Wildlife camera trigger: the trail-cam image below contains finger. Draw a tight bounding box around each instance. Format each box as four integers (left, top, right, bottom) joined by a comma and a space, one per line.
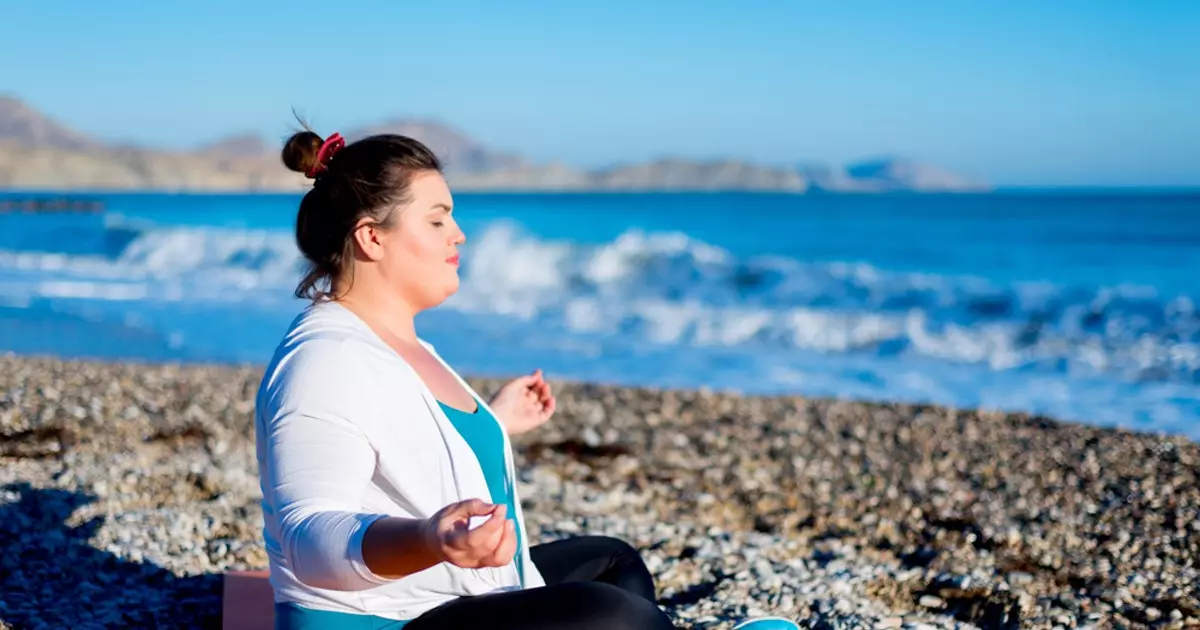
464, 504, 506, 539
476, 516, 506, 549
457, 499, 499, 517
436, 499, 475, 530
443, 500, 496, 532
522, 370, 544, 391
467, 511, 507, 557
487, 517, 512, 552
513, 372, 539, 387
542, 395, 557, 419
524, 380, 546, 405
486, 521, 518, 566
500, 520, 518, 560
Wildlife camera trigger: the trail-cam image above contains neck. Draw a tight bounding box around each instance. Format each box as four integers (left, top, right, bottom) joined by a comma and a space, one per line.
333, 275, 419, 344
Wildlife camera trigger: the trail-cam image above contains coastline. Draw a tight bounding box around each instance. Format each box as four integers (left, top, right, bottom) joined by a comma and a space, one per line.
6, 187, 1200, 197
1, 354, 1197, 629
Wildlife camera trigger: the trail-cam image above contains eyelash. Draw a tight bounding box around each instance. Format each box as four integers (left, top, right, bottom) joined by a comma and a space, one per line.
432, 221, 445, 227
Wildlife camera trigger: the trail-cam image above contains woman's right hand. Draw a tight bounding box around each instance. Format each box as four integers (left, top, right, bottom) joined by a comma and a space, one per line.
422, 499, 518, 569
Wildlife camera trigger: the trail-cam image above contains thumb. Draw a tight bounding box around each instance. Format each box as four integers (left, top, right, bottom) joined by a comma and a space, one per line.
451, 498, 497, 518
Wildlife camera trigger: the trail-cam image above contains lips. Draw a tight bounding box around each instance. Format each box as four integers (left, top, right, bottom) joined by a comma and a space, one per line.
446, 254, 460, 266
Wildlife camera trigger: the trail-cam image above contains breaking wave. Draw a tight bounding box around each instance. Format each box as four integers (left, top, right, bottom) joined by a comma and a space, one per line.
2, 218, 1197, 389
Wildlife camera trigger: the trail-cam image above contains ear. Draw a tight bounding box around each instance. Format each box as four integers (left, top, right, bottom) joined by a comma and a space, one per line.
351, 219, 387, 261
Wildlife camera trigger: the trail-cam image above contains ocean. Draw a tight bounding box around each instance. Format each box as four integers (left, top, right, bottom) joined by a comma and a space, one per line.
1, 191, 1198, 440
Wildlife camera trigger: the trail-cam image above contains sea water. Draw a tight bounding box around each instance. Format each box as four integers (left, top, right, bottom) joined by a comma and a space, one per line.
1, 191, 1197, 439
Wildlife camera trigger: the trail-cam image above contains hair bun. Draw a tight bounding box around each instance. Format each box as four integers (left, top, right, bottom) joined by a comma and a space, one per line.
281, 130, 325, 177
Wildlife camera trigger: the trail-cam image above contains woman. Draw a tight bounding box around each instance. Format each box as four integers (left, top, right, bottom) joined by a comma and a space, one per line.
255, 127, 799, 630
254, 128, 678, 629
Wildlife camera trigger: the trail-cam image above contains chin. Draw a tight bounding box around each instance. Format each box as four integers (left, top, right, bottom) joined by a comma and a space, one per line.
428, 282, 460, 308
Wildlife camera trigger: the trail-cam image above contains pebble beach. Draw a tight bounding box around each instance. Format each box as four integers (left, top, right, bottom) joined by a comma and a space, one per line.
1, 354, 1198, 629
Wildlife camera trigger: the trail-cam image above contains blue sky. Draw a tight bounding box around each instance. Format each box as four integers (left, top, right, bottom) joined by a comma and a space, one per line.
2, 1, 1197, 186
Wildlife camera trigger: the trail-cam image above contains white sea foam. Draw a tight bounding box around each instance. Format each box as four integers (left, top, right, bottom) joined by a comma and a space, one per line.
1, 219, 1197, 439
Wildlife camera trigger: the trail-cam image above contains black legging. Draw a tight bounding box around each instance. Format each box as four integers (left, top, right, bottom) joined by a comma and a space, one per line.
406, 535, 677, 629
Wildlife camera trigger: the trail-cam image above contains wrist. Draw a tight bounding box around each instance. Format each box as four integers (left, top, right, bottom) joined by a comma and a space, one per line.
418, 516, 446, 564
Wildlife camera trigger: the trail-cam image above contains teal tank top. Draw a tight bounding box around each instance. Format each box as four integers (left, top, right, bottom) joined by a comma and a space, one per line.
438, 399, 525, 584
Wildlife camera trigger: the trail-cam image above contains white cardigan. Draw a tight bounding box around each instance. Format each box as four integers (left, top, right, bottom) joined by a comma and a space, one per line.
254, 300, 546, 621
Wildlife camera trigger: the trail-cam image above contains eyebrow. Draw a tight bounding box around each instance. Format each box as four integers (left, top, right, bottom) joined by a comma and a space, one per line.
431, 203, 452, 214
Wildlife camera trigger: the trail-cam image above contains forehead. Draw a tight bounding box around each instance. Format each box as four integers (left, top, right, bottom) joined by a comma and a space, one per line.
406, 171, 453, 209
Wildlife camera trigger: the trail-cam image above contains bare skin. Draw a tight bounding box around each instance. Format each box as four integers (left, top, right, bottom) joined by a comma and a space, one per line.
331, 170, 556, 580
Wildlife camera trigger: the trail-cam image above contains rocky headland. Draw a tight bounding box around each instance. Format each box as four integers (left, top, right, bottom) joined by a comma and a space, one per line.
0, 95, 989, 194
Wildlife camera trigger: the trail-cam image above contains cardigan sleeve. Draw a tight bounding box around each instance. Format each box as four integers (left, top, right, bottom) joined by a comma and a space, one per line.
257, 338, 402, 591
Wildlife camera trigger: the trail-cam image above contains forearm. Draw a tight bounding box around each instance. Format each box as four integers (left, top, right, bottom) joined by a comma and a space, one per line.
360, 515, 444, 579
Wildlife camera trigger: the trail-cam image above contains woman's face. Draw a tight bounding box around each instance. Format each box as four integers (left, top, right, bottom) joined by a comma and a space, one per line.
364, 170, 466, 311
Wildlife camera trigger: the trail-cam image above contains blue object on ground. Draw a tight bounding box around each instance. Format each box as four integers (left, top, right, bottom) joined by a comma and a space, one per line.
274, 603, 409, 628
732, 617, 801, 630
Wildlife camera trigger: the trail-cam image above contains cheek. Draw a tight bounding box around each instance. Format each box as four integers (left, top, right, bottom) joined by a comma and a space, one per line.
390, 229, 449, 274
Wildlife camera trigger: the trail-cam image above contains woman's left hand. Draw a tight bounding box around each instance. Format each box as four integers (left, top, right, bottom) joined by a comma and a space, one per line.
489, 369, 556, 435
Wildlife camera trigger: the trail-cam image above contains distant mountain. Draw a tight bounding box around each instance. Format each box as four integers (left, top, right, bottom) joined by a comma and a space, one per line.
190, 120, 530, 175
347, 119, 528, 174
0, 97, 302, 191
0, 95, 97, 151
840, 157, 990, 192
589, 158, 808, 192
801, 157, 990, 193
196, 133, 271, 158
0, 95, 988, 193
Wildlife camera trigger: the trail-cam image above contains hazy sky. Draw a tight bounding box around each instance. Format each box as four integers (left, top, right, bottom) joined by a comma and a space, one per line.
3, 1, 1198, 186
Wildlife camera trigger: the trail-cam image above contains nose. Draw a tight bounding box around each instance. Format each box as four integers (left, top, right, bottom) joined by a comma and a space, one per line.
451, 226, 466, 245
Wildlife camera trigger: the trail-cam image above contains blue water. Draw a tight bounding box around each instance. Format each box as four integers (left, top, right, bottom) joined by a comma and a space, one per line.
1, 191, 1198, 439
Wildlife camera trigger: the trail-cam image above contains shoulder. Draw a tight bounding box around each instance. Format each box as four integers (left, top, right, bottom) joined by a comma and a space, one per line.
257, 303, 422, 418
267, 302, 379, 380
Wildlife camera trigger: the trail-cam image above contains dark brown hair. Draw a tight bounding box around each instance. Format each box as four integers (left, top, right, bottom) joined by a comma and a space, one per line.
281, 127, 442, 300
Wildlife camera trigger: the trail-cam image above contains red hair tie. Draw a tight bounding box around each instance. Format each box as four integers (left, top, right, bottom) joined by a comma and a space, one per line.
306, 132, 346, 178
